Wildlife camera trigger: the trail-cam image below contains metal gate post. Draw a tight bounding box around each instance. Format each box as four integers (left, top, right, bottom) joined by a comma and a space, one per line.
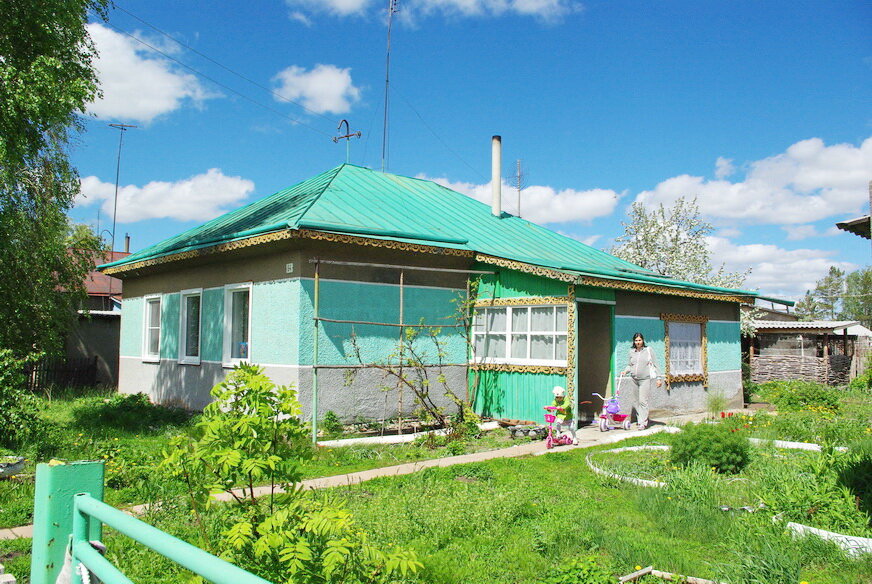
30, 461, 104, 584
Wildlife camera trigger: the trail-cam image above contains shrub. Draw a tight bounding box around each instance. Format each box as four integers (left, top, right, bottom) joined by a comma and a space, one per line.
757, 380, 840, 413
0, 350, 59, 454
670, 422, 750, 474
320, 410, 344, 436
538, 556, 614, 584
838, 437, 872, 522
73, 392, 191, 433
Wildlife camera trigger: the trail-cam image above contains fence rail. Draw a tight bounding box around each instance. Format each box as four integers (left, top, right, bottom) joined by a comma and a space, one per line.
71, 493, 272, 584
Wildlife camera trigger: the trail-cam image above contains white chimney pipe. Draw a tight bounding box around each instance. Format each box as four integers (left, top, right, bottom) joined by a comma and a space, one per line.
491, 135, 501, 217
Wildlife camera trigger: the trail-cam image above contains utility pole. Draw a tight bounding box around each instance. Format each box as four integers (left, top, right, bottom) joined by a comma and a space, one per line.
381, 0, 399, 172
515, 159, 527, 218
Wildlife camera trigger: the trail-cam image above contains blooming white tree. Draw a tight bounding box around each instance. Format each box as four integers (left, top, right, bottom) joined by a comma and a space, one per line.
609, 197, 758, 335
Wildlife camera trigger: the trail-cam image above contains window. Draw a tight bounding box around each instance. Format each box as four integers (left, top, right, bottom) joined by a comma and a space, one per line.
179, 289, 202, 365
224, 283, 251, 364
662, 314, 708, 382
143, 295, 161, 361
473, 305, 568, 365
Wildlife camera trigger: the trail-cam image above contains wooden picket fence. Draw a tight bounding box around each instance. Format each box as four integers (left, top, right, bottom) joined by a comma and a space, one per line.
25, 356, 97, 392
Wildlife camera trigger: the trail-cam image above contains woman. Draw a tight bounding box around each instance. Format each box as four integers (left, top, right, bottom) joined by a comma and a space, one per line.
623, 332, 662, 430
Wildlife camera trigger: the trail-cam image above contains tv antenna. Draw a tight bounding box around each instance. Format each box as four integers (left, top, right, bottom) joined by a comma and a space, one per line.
333, 119, 361, 163
108, 123, 137, 254
381, 0, 399, 172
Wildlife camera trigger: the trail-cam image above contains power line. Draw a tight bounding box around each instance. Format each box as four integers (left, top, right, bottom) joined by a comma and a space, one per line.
104, 23, 332, 138
113, 4, 339, 125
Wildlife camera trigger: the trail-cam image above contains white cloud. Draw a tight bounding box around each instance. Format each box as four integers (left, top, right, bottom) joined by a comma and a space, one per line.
636, 137, 872, 226
86, 24, 213, 124
272, 64, 361, 115
716, 227, 742, 238
76, 169, 255, 223
714, 156, 734, 179
706, 236, 857, 299
284, 0, 579, 22
419, 175, 621, 224
289, 11, 313, 26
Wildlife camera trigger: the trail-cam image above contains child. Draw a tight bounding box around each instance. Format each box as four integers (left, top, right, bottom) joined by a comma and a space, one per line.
545, 386, 577, 444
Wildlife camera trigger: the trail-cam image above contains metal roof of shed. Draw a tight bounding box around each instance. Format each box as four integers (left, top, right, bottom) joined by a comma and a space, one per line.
100, 164, 761, 300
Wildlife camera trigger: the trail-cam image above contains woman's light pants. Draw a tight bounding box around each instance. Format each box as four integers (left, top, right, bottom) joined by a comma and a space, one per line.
630, 376, 653, 427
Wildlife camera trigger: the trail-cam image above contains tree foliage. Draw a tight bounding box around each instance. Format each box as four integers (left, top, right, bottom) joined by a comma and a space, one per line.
796, 266, 872, 328
609, 197, 748, 289
0, 0, 107, 355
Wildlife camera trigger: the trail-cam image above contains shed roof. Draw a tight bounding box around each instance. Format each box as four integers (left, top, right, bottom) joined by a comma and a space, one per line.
836, 215, 871, 239
100, 164, 760, 300
755, 320, 859, 332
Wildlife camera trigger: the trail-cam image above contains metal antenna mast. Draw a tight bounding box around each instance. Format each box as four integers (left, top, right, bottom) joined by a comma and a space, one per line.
108, 123, 136, 254
515, 159, 527, 218
333, 119, 361, 163
381, 0, 399, 172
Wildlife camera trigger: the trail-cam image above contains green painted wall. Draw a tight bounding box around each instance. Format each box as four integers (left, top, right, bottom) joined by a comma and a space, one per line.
251, 279, 299, 365
576, 285, 615, 302
613, 316, 740, 375
299, 279, 467, 366
613, 316, 665, 375
707, 321, 741, 372
475, 266, 568, 299
120, 296, 143, 357
201, 288, 224, 362
160, 293, 180, 359
472, 370, 566, 422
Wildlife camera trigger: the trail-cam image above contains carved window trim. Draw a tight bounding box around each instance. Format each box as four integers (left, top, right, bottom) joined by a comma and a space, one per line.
660, 313, 708, 386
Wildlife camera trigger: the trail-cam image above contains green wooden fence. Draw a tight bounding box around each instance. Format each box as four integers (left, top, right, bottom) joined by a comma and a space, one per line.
31, 461, 272, 584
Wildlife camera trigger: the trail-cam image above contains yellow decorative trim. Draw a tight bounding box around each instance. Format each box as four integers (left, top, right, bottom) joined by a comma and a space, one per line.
103, 228, 473, 275
103, 230, 296, 275
296, 229, 472, 258
660, 313, 708, 323
474, 254, 576, 283
662, 317, 709, 388
565, 284, 577, 402
470, 363, 568, 375
578, 276, 750, 304
474, 296, 571, 307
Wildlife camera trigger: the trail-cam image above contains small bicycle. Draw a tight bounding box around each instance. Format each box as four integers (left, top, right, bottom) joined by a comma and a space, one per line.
543, 406, 574, 449
592, 376, 632, 432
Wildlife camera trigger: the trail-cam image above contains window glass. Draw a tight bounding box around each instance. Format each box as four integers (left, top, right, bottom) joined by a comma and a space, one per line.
486, 335, 506, 359
530, 307, 553, 331
486, 308, 506, 332
555, 336, 567, 360
511, 334, 528, 359
230, 289, 249, 359
183, 295, 200, 358
530, 335, 554, 360
555, 306, 568, 329
472, 309, 486, 332
511, 307, 529, 332
669, 322, 702, 374
145, 298, 161, 358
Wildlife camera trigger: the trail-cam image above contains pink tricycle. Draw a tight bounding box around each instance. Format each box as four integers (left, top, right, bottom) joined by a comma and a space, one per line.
544, 406, 574, 449
592, 376, 632, 432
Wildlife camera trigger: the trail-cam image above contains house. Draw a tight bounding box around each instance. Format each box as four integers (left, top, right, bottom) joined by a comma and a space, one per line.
836, 215, 871, 240
64, 249, 130, 387
100, 156, 760, 425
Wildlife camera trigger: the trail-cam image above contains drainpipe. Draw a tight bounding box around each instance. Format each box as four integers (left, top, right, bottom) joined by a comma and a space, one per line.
491, 135, 501, 217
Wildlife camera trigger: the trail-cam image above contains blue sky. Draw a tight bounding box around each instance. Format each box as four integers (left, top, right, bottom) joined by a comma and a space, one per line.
69, 0, 871, 300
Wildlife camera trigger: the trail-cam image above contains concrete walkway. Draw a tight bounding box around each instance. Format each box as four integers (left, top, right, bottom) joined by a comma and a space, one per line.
0, 412, 714, 541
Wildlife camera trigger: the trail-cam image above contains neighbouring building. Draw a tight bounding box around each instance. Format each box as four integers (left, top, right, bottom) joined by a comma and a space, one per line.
101, 158, 762, 425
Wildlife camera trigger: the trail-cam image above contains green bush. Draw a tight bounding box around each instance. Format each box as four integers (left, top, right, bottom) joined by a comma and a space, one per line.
670, 422, 750, 474
838, 437, 872, 522
0, 350, 59, 454
538, 556, 614, 584
72, 392, 191, 433
320, 410, 344, 436
757, 380, 840, 413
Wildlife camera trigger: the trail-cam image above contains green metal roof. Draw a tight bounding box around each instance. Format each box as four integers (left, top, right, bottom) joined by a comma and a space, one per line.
101, 164, 760, 299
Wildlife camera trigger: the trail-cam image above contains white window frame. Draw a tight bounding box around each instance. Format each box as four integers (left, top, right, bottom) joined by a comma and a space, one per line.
179, 288, 203, 365
142, 294, 162, 363
223, 282, 252, 367
471, 304, 569, 366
